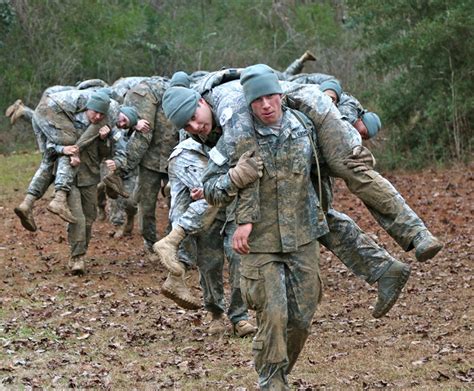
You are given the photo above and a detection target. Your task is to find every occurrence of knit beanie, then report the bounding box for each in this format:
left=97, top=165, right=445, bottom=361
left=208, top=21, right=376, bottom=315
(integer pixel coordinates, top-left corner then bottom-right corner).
left=120, top=106, right=138, bottom=128
left=240, top=64, right=283, bottom=105
left=361, top=112, right=382, bottom=139
left=170, top=71, right=192, bottom=88
left=86, top=91, right=110, bottom=114
left=319, top=80, right=342, bottom=102
left=162, top=86, right=200, bottom=129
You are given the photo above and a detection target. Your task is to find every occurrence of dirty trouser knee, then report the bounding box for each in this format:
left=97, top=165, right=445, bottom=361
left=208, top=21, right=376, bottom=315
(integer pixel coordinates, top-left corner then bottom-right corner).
left=319, top=209, right=393, bottom=284
left=54, top=155, right=78, bottom=192
left=110, top=175, right=138, bottom=225
left=26, top=153, right=55, bottom=198
left=224, top=221, right=250, bottom=324
left=136, top=166, right=164, bottom=248
left=196, top=219, right=226, bottom=315
left=178, top=235, right=197, bottom=269
left=240, top=240, right=321, bottom=387
left=320, top=117, right=426, bottom=250
left=67, top=186, right=87, bottom=257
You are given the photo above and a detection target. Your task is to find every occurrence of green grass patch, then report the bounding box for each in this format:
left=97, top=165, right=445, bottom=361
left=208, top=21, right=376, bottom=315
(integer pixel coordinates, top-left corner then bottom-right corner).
left=0, top=152, right=41, bottom=201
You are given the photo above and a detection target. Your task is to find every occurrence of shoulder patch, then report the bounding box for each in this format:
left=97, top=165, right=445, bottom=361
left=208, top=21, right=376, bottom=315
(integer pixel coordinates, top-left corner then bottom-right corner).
left=112, top=131, right=122, bottom=142
left=219, top=107, right=233, bottom=126
left=209, top=147, right=228, bottom=166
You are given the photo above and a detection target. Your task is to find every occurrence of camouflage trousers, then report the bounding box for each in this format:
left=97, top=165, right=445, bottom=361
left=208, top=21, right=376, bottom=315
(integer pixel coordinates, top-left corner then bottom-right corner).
left=135, top=166, right=166, bottom=249
left=320, top=209, right=394, bottom=284
left=108, top=174, right=138, bottom=226
left=240, top=240, right=321, bottom=390
left=177, top=220, right=249, bottom=324
left=67, top=184, right=97, bottom=257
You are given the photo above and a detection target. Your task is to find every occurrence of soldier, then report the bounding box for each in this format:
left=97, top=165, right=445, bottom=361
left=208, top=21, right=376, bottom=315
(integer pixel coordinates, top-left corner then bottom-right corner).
left=118, top=76, right=179, bottom=253
left=14, top=89, right=118, bottom=231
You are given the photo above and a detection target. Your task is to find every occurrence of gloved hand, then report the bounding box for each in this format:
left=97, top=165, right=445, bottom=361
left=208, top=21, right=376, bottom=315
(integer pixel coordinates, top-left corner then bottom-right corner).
left=228, top=151, right=264, bottom=189
left=344, top=145, right=376, bottom=173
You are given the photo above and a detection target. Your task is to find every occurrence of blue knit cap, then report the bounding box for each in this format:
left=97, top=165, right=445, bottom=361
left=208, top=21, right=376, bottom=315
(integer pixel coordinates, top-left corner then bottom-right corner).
left=162, top=85, right=200, bottom=129
left=319, top=80, right=342, bottom=103
left=240, top=64, right=283, bottom=105
left=361, top=112, right=382, bottom=139
left=86, top=91, right=110, bottom=114
left=120, top=106, right=138, bottom=128
left=170, top=71, right=192, bottom=88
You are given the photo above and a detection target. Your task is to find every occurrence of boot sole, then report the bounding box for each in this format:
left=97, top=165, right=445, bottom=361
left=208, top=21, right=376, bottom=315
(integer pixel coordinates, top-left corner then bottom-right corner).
left=47, top=205, right=77, bottom=224
left=372, top=265, right=411, bottom=318
left=14, top=207, right=37, bottom=232
left=416, top=243, right=443, bottom=262
left=161, top=286, right=201, bottom=310
left=154, top=245, right=186, bottom=276
left=103, top=178, right=129, bottom=199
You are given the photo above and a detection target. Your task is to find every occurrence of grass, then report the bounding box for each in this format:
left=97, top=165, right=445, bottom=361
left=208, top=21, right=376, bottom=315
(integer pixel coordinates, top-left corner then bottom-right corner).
left=0, top=151, right=41, bottom=201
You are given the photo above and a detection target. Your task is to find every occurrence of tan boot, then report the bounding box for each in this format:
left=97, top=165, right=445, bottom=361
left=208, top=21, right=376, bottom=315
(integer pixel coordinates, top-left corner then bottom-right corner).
left=14, top=194, right=37, bottom=232
left=412, top=230, right=443, bottom=262
left=153, top=226, right=186, bottom=276
left=301, top=50, right=316, bottom=62
left=10, top=101, right=26, bottom=124
left=47, top=190, right=77, bottom=223
left=103, top=174, right=129, bottom=198
left=207, top=313, right=226, bottom=335
left=5, top=99, right=22, bottom=118
left=233, top=320, right=257, bottom=338
left=161, top=272, right=201, bottom=310
left=70, top=256, right=86, bottom=275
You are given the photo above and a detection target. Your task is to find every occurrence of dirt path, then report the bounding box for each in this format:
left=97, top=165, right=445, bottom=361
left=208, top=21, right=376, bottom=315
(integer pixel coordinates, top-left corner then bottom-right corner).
left=1, top=165, right=472, bottom=389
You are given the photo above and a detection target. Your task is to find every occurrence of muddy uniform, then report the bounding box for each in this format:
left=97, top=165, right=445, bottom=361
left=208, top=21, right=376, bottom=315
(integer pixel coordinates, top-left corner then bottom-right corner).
left=337, top=92, right=365, bottom=125
left=288, top=72, right=336, bottom=85
left=122, top=77, right=179, bottom=251
left=110, top=76, right=150, bottom=104
left=168, top=138, right=249, bottom=324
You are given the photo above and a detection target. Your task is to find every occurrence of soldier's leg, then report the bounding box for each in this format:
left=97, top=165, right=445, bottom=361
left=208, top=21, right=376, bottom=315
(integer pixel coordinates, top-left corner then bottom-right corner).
left=112, top=175, right=138, bottom=237
left=67, top=185, right=87, bottom=275
left=79, top=184, right=98, bottom=251
left=285, top=240, right=321, bottom=375
left=137, top=167, right=162, bottom=252
left=240, top=255, right=291, bottom=390
left=224, top=222, right=256, bottom=337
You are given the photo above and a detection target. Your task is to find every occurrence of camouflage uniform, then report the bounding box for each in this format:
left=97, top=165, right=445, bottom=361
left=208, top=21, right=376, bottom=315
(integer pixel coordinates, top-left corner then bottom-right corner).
left=122, top=77, right=179, bottom=250
left=168, top=138, right=248, bottom=324
left=110, top=76, right=150, bottom=104
left=203, top=106, right=328, bottom=389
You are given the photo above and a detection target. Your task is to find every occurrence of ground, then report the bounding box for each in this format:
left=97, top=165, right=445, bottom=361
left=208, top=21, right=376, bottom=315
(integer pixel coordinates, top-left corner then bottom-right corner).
left=0, top=154, right=472, bottom=390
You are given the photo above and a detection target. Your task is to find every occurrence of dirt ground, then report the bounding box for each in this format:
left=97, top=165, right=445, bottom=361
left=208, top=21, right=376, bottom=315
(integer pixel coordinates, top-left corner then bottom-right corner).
left=0, top=164, right=473, bottom=390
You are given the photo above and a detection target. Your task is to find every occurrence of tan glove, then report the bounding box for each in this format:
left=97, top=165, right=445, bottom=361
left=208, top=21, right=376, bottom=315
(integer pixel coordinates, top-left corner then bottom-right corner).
left=344, top=146, right=376, bottom=173
left=228, top=151, right=264, bottom=189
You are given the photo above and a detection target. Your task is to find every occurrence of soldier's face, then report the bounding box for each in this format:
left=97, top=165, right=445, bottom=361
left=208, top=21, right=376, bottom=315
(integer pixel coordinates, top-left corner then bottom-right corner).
left=354, top=118, right=369, bottom=140
left=86, top=109, right=106, bottom=124
left=250, top=94, right=283, bottom=125
left=116, top=112, right=130, bottom=129
left=184, top=98, right=213, bottom=136
left=323, top=89, right=339, bottom=105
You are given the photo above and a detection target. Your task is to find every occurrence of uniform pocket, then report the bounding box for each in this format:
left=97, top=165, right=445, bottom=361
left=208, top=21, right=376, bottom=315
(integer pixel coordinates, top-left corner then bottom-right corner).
left=240, top=264, right=264, bottom=311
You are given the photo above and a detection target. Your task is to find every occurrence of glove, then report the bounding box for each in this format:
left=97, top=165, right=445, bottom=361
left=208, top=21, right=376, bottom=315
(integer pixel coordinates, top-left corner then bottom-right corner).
left=344, top=146, right=376, bottom=173
left=228, top=151, right=264, bottom=189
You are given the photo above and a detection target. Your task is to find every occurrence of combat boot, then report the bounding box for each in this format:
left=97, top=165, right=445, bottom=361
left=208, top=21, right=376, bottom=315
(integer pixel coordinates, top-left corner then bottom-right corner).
left=412, top=229, right=443, bottom=262
left=10, top=101, right=26, bottom=124
left=207, top=312, right=226, bottom=335
left=153, top=226, right=186, bottom=276
left=103, top=174, right=129, bottom=199
left=372, top=260, right=411, bottom=318
left=47, top=190, right=77, bottom=224
left=5, top=99, right=22, bottom=118
left=69, top=255, right=86, bottom=276
left=161, top=272, right=201, bottom=310
left=301, top=50, right=316, bottom=62
left=233, top=320, right=257, bottom=338
left=14, top=194, right=37, bottom=232
left=114, top=215, right=134, bottom=238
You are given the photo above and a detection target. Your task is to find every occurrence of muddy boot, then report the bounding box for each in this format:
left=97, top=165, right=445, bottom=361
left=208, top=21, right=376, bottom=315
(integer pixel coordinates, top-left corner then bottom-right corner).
left=5, top=99, right=22, bottom=118
left=103, top=174, right=129, bottom=199
left=161, top=272, right=201, bottom=310
left=153, top=226, right=186, bottom=276
left=372, top=260, right=411, bottom=318
left=114, top=215, right=134, bottom=238
left=10, top=101, right=26, bottom=124
left=14, top=194, right=37, bottom=232
left=208, top=313, right=226, bottom=335
left=97, top=206, right=106, bottom=222
left=301, top=50, right=316, bottom=62
left=47, top=190, right=77, bottom=224
left=412, top=229, right=443, bottom=262
left=69, top=256, right=86, bottom=276
left=233, top=320, right=257, bottom=338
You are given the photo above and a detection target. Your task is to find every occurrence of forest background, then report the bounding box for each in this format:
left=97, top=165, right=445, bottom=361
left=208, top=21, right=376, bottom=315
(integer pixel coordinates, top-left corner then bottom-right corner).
left=0, top=0, right=472, bottom=169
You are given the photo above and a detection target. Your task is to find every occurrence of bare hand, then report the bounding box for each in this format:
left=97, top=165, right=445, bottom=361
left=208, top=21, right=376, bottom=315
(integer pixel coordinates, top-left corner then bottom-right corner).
left=135, top=119, right=151, bottom=133
left=70, top=154, right=81, bottom=167
left=63, top=145, right=79, bottom=155
left=99, top=125, right=111, bottom=140
left=105, top=159, right=116, bottom=172
left=232, top=223, right=253, bottom=255
left=190, top=187, right=204, bottom=200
